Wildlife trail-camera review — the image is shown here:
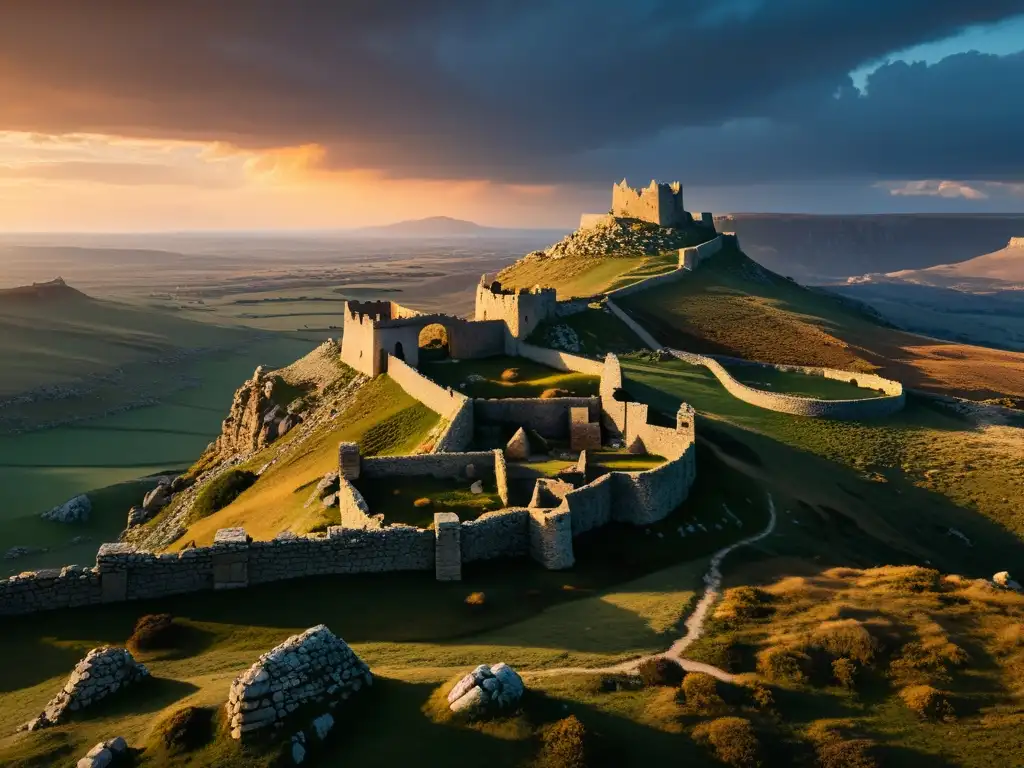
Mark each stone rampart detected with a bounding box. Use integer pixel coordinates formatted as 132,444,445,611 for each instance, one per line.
361,451,495,479
461,508,530,562
610,446,696,525
386,355,474,451
514,342,606,375
474,397,600,439
226,625,371,740
679,234,726,270
0,565,101,615
338,477,380,530
670,350,905,419
528,507,574,570
561,473,613,536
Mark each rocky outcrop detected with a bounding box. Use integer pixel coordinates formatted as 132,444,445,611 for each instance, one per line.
512,217,705,263
447,663,525,715
213,366,276,459
22,648,149,731
994,571,1023,592
226,625,371,740
305,472,339,509
75,736,129,768
40,494,92,523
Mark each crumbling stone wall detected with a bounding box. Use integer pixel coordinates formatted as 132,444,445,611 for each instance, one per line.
23,647,149,731
226,625,371,740
360,450,495,479
474,279,558,341
679,234,726,270
461,508,530,562
474,397,600,439
494,448,510,506
671,350,905,419
528,507,574,570
561,473,613,535
338,477,380,530
434,513,462,581
386,355,474,451
610,446,696,525
514,342,605,375
611,179,685,226
0,565,100,615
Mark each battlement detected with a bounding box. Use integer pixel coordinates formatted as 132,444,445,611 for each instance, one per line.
612,178,685,227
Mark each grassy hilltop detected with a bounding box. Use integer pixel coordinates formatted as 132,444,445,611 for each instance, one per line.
2,229,1023,767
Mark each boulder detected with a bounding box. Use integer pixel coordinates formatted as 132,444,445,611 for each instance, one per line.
504,428,530,461
126,506,150,528
312,712,334,740
142,484,170,513
469,480,483,494
447,662,524,715
40,494,92,524
4,545,47,560
994,571,1023,592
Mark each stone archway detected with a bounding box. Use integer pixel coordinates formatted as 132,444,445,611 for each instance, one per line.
417,323,449,363
394,341,406,361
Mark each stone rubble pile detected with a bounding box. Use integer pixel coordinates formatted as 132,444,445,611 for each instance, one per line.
40,494,92,524
305,471,339,509
75,736,128,768
22,648,149,731
447,663,525,715
226,624,371,740
516,217,699,262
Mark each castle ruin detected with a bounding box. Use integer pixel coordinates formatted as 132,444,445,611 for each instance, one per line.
579,179,715,231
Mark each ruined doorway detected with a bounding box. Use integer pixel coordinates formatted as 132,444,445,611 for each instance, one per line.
418,323,449,363
394,341,406,361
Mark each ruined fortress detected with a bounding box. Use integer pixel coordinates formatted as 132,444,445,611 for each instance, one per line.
0,204,905,617
579,179,715,231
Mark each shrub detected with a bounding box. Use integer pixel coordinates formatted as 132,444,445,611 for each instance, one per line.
128,613,180,652
535,715,588,768
747,681,775,710
889,639,968,685
810,620,876,665
756,645,809,683
816,739,879,768
692,717,762,768
151,706,214,754
413,497,432,508
465,591,487,607
683,672,723,712
192,469,258,520
500,367,521,382
899,684,955,721
832,658,857,689
637,657,684,687
717,586,774,621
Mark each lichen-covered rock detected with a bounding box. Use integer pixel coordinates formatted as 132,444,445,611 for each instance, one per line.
447,663,524,715
41,494,92,523
22,649,149,731
226,625,371,740
142,482,171,513
75,735,128,768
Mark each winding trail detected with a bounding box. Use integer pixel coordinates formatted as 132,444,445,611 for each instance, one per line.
526,494,777,683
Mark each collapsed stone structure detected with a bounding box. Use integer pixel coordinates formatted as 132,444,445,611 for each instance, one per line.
23,647,149,731
74,736,129,768
226,624,371,740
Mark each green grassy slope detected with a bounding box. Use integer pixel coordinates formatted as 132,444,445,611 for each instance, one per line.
165,375,441,547
421,357,599,398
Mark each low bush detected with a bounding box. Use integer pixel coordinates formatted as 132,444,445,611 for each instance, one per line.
128,613,180,653
747,681,775,711
756,645,809,683
637,657,684,687
465,592,487,607
810,620,876,665
889,639,968,685
501,368,521,382
534,715,588,768
540,388,570,399
413,497,432,508
832,658,857,689
899,684,955,721
191,469,258,520
717,586,774,621
692,717,762,768
150,706,214,755
682,672,723,712
816,739,879,768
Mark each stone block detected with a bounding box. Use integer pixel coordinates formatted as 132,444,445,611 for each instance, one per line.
338,442,361,479
434,512,461,581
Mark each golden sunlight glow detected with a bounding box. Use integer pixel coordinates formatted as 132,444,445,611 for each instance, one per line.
0,132,571,231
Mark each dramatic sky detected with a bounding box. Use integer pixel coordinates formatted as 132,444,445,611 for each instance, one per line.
1,1,1023,230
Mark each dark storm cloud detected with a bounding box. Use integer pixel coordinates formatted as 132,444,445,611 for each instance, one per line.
1,0,1022,184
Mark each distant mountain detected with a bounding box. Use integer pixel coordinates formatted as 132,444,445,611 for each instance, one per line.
883,237,1024,289
714,214,1024,283
357,216,493,236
